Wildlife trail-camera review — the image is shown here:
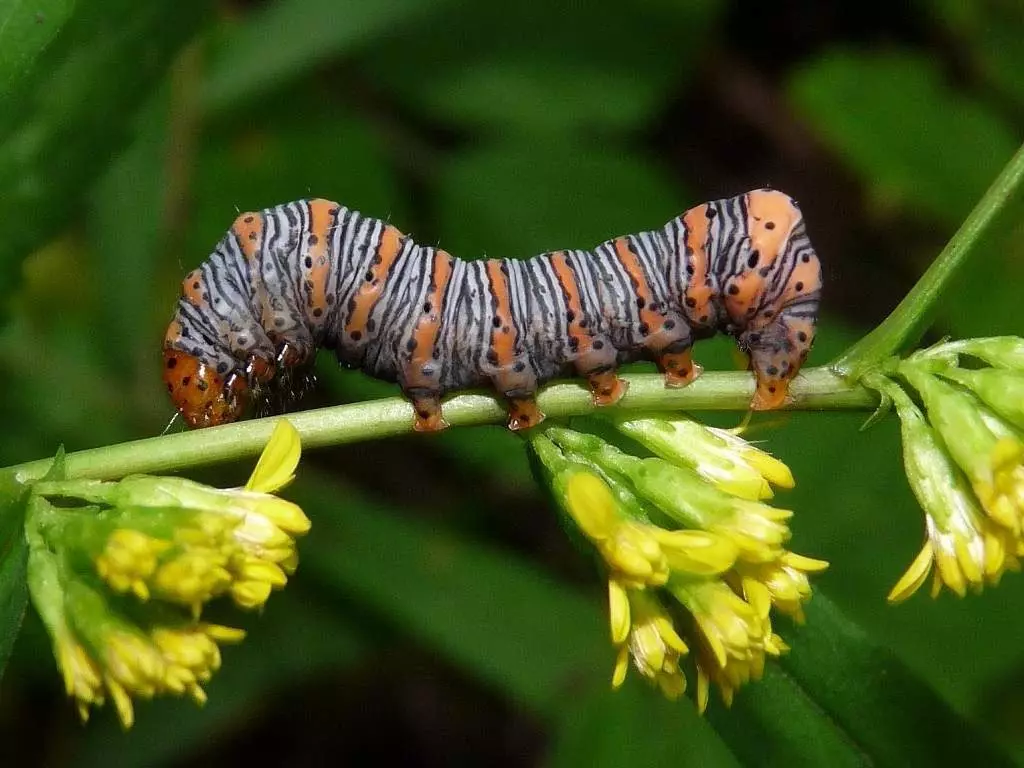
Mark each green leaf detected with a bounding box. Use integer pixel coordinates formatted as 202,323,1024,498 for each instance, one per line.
200,0,462,113
294,473,607,713
89,93,174,378
789,50,1018,224
0,472,30,678
775,596,1016,767
0,0,76,98
704,596,1016,767
363,0,723,135
0,0,210,310
411,58,672,135
707,665,868,768
928,0,1024,112
551,682,741,768
186,106,405,260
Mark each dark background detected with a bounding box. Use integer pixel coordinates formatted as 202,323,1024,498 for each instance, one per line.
1,0,1023,765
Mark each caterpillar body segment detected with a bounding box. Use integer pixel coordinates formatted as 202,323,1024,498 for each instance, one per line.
163,189,822,430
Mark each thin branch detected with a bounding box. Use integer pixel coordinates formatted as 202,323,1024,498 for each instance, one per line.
4,366,873,484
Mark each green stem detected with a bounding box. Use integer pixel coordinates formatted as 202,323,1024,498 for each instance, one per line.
3,366,871,483
834,140,1024,379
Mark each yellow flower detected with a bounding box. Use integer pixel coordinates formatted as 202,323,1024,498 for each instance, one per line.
977,438,1024,535
613,415,794,500
35,564,266,729
887,507,1020,603
732,551,829,623
246,418,302,493
635,463,793,564
530,425,826,711
871,374,1022,602
902,366,1024,536
27,419,308,727
564,471,737,587
150,548,233,615
671,578,786,711
545,427,794,564
54,629,104,722
94,529,170,601
101,628,168,696
113,474,310,538
609,584,690,700
151,623,246,703
607,578,631,645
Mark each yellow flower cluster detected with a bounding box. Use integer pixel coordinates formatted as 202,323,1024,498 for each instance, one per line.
532,416,826,712
40,575,246,727
865,337,1024,602
26,420,307,727
88,474,308,616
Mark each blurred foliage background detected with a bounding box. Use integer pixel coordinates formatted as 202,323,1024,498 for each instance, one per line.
1,0,1023,765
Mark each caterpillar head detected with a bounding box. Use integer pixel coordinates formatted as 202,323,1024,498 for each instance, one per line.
163,348,249,428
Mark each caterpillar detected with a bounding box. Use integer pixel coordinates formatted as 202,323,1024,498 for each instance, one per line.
163,189,822,431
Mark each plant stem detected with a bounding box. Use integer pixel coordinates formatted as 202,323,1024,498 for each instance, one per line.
834,140,1024,379
3,366,871,483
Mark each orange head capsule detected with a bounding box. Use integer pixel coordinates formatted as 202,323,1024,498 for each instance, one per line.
163,348,249,428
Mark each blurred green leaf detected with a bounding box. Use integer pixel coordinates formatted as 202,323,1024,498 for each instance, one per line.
364,0,724,135
775,596,1015,767
928,0,1024,113
295,473,606,713
551,682,741,768
709,589,1017,767
410,58,670,135
438,139,684,259
938,203,1024,340
186,106,405,262
0,0,75,97
201,0,462,113
90,92,173,383
707,664,868,768
789,51,1018,224
0,473,30,678
0,0,209,316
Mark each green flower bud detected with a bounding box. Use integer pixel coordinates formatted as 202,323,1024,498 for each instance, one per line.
941,367,1024,432
613,414,793,500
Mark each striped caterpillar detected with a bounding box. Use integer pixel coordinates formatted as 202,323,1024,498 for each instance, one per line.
163,189,822,431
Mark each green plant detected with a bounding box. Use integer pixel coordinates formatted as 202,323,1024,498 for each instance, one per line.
3,1,1024,765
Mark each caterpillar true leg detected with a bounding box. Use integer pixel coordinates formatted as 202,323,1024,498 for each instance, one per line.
505,395,545,431
571,335,627,407
744,310,818,410
657,345,703,388
584,368,629,407
410,392,449,432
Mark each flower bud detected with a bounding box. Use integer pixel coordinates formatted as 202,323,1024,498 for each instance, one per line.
940,367,1024,432
613,415,793,500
